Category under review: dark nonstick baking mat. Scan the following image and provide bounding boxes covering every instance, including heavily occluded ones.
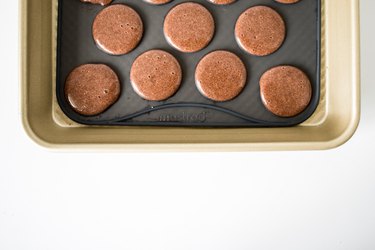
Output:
[56,0,320,127]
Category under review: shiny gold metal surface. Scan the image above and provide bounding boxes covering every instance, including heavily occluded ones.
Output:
[20,0,360,150]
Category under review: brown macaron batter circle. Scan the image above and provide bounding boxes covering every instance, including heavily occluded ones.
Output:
[80,0,112,6]
[195,50,247,102]
[130,50,182,101]
[164,2,215,53]
[260,65,312,117]
[275,0,301,4]
[93,4,143,55]
[143,0,172,5]
[207,0,236,5]
[235,6,286,56]
[65,64,121,116]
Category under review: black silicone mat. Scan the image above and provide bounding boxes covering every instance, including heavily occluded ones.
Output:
[56,0,321,127]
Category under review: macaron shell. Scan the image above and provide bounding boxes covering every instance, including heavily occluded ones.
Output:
[195,50,247,102]
[260,66,312,117]
[93,5,143,55]
[164,2,215,53]
[235,6,286,56]
[80,0,112,6]
[207,0,236,5]
[130,50,182,101]
[65,64,121,116]
[143,0,173,5]
[275,0,301,4]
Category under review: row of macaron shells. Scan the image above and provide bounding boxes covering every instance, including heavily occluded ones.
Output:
[81,0,300,7]
[92,0,298,55]
[66,0,310,119]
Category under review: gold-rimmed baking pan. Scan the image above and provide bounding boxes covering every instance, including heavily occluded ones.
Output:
[20,0,360,151]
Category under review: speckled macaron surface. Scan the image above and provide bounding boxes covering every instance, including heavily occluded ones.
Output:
[195,51,247,102]
[260,66,312,117]
[235,6,286,56]
[93,4,143,55]
[80,0,112,6]
[130,50,182,101]
[65,64,121,116]
[164,2,215,53]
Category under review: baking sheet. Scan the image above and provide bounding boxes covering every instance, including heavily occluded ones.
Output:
[56,0,320,127]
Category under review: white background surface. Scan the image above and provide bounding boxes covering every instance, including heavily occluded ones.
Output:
[1,1,374,249]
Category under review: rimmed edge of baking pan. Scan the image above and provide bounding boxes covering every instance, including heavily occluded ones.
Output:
[20,0,360,151]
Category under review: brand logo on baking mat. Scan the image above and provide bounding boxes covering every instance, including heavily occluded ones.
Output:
[159,112,209,123]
